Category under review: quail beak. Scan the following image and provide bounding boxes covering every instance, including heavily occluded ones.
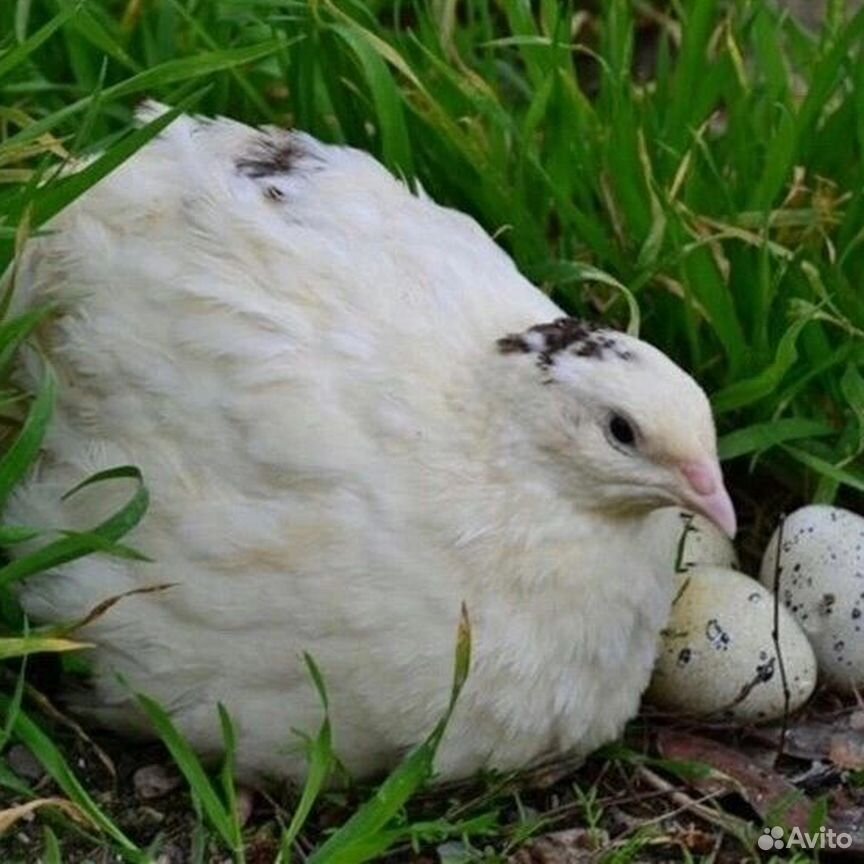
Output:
[679,460,737,539]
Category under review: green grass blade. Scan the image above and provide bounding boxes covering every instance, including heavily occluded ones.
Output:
[135,693,239,852]
[280,655,335,857]
[0,466,149,590]
[0,5,79,81]
[216,703,244,856]
[0,306,56,380]
[0,366,53,511]
[711,317,811,414]
[718,418,834,461]
[0,39,282,154]
[329,23,414,176]
[0,635,88,661]
[0,695,143,857]
[42,826,62,864]
[784,445,864,494]
[308,607,471,864]
[23,96,201,230]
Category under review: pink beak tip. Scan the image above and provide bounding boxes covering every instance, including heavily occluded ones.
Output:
[681,461,738,540]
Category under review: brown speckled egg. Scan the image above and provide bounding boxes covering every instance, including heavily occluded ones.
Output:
[649,566,816,722]
[760,505,864,692]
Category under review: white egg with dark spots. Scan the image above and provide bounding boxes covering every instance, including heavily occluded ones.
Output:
[759,505,864,692]
[649,566,817,722]
[651,508,738,571]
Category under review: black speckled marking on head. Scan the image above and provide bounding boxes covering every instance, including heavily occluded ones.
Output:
[497,317,634,368]
[236,134,303,179]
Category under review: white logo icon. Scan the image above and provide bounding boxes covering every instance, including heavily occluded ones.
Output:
[758,825,852,852]
[758,826,784,851]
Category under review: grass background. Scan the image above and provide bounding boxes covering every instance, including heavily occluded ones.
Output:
[1,0,863,861]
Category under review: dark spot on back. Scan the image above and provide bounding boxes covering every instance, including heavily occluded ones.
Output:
[265,185,284,201]
[236,134,304,179]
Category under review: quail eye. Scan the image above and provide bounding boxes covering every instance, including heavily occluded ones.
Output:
[607,413,637,448]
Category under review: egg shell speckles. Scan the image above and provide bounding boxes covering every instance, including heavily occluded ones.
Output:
[759,505,864,692]
[651,508,738,571]
[648,566,817,722]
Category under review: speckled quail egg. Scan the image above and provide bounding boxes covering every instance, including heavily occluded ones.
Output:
[649,566,817,722]
[759,505,864,692]
[651,508,738,571]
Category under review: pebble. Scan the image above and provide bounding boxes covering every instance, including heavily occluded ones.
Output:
[132,763,182,800]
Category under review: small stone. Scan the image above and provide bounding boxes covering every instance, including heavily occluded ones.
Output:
[510,828,608,864]
[7,744,44,782]
[133,764,181,800]
[154,846,185,864]
[235,785,255,827]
